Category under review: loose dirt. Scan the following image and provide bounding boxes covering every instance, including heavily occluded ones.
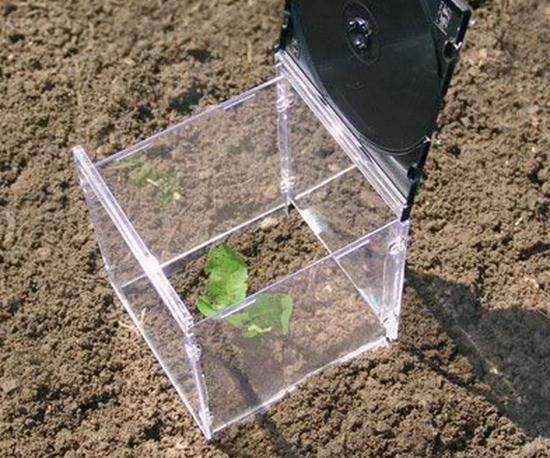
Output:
[1,0,549,457]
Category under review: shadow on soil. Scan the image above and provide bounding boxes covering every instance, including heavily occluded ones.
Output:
[406,271,550,438]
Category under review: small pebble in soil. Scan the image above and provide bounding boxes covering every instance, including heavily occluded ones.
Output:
[259,216,279,231]
[2,379,19,395]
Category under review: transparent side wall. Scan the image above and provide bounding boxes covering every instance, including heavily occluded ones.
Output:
[190,219,407,433]
[74,154,210,437]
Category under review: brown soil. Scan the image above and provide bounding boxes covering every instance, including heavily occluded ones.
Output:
[1,0,549,457]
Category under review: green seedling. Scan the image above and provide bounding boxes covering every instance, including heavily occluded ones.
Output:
[196,244,293,338]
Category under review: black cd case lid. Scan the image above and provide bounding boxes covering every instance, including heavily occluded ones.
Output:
[278,0,470,214]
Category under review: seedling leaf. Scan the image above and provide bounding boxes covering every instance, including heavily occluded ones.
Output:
[202,244,248,310]
[195,244,294,338]
[196,296,217,317]
[243,294,294,337]
[242,323,273,338]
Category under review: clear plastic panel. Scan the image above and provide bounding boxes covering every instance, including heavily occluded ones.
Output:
[96,80,285,266]
[280,75,355,198]
[76,162,140,287]
[74,152,210,437]
[190,219,405,433]
[338,219,409,339]
[282,75,395,253]
[118,274,209,434]
[276,51,406,215]
[293,167,395,252]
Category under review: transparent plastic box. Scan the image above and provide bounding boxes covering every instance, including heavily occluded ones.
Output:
[73,53,409,438]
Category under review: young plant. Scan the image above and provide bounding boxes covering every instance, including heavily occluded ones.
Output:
[196,244,293,338]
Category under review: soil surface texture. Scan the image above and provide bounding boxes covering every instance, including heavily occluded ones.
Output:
[1,0,550,457]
